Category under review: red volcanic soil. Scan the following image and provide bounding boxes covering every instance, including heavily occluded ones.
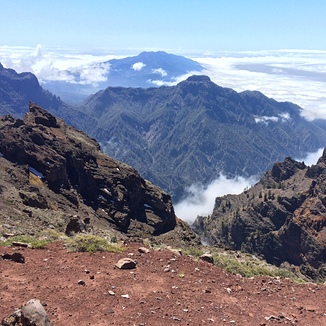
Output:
[1,242,326,325]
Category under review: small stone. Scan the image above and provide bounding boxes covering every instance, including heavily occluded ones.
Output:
[167,247,182,255]
[12,241,30,248]
[115,258,137,269]
[85,269,90,274]
[199,253,214,264]
[1,252,25,263]
[78,280,85,285]
[90,275,95,280]
[138,247,150,254]
[108,290,115,296]
[121,294,130,299]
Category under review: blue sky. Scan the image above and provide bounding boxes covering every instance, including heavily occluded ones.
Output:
[1,0,326,53]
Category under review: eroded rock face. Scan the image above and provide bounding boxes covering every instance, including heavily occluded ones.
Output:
[193,154,326,281]
[0,103,178,238]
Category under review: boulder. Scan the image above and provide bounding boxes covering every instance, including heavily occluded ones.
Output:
[1,299,52,326]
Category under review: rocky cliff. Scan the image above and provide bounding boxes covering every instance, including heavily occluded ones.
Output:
[0,102,198,245]
[193,155,326,281]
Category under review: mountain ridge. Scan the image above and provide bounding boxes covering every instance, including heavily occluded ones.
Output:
[193,153,326,281]
[78,75,326,201]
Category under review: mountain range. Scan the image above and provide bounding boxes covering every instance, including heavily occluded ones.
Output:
[2,61,326,202]
[77,75,326,201]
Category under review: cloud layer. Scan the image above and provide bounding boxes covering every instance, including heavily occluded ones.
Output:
[194,50,326,121]
[295,147,324,166]
[0,45,123,86]
[174,175,257,224]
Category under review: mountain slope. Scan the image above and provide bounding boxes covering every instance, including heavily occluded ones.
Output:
[0,62,99,132]
[0,102,198,245]
[193,153,326,281]
[0,63,62,117]
[79,75,326,201]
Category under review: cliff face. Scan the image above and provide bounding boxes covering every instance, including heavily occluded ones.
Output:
[193,155,326,281]
[0,103,198,245]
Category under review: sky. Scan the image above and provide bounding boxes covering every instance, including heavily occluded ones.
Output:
[1,0,326,52]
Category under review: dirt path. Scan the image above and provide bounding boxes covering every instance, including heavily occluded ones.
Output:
[1,242,325,325]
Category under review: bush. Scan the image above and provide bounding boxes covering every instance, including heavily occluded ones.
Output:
[0,235,49,249]
[182,247,204,257]
[213,252,296,279]
[65,234,125,254]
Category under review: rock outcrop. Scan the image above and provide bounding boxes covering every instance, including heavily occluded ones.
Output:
[1,299,52,326]
[0,103,198,244]
[193,153,326,281]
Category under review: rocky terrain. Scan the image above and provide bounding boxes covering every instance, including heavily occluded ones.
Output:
[193,154,326,282]
[0,102,198,246]
[1,242,326,325]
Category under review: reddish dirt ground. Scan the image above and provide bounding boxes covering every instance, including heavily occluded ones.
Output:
[1,242,326,326]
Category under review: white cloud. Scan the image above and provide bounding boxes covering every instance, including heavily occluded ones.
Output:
[254,112,291,124]
[295,148,324,166]
[132,62,146,71]
[0,45,125,85]
[152,68,167,77]
[147,71,202,86]
[174,174,257,224]
[254,115,279,124]
[279,112,290,121]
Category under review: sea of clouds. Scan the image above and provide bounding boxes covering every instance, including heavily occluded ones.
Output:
[194,50,326,121]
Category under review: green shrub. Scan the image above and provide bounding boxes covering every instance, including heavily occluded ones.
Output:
[65,234,125,254]
[213,252,296,279]
[0,235,49,249]
[182,247,204,257]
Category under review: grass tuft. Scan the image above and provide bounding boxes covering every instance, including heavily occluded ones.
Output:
[0,234,49,249]
[213,252,297,279]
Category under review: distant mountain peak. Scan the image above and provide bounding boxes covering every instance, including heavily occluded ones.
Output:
[185,75,212,83]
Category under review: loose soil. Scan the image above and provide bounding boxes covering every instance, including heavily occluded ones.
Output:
[1,242,325,325]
